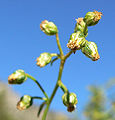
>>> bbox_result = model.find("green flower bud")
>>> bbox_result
[8,69,27,84]
[36,52,52,67]
[67,31,87,51]
[40,20,58,35]
[62,92,78,112]
[84,11,102,26]
[74,18,88,37]
[17,95,33,110]
[81,41,100,61]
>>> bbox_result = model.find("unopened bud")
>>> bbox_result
[62,92,78,112]
[67,31,87,51]
[36,52,52,67]
[84,11,102,26]
[81,41,100,61]
[74,18,88,37]
[17,95,32,110]
[8,70,27,84]
[40,20,58,35]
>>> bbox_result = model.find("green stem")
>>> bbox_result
[64,50,73,60]
[32,96,47,101]
[50,57,58,66]
[42,34,73,119]
[26,74,49,99]
[42,60,65,120]
[56,33,64,56]
[58,80,68,93]
[51,53,59,57]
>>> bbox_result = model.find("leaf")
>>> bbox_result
[37,101,46,118]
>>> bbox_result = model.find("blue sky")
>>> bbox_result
[0,0,115,116]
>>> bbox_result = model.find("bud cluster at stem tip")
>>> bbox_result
[62,92,78,112]
[67,10,102,61]
[40,20,58,35]
[17,95,33,110]
[8,69,27,84]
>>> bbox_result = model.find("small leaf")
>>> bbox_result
[37,102,46,118]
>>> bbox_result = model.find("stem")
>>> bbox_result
[32,96,47,101]
[26,74,49,99]
[42,60,65,120]
[50,57,58,66]
[56,33,64,56]
[64,50,73,60]
[58,80,68,93]
[51,53,58,57]
[42,34,73,119]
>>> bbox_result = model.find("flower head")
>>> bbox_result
[36,52,52,67]
[62,92,78,112]
[84,11,102,26]
[17,95,33,110]
[40,20,58,35]
[67,31,87,51]
[8,69,27,84]
[74,18,88,37]
[81,41,100,61]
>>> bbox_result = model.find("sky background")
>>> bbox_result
[0,0,115,116]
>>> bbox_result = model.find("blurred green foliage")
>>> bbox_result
[0,79,115,120]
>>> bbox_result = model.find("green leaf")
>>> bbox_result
[37,102,46,118]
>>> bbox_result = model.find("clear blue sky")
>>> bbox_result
[0,0,115,115]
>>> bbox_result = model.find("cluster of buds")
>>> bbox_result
[62,92,78,112]
[17,95,33,110]
[36,52,52,67]
[67,10,102,61]
[40,20,58,35]
[8,69,27,84]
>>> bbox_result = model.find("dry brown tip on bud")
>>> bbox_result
[67,40,80,50]
[94,11,103,21]
[67,104,76,112]
[8,74,15,84]
[76,18,84,24]
[40,20,48,30]
[93,54,100,61]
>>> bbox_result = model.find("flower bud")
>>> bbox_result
[84,11,102,26]
[62,92,78,112]
[81,41,100,61]
[67,31,87,51]
[74,18,88,37]
[8,69,27,84]
[17,95,33,110]
[36,52,52,67]
[40,20,58,35]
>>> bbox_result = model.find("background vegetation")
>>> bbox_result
[1,78,115,120]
